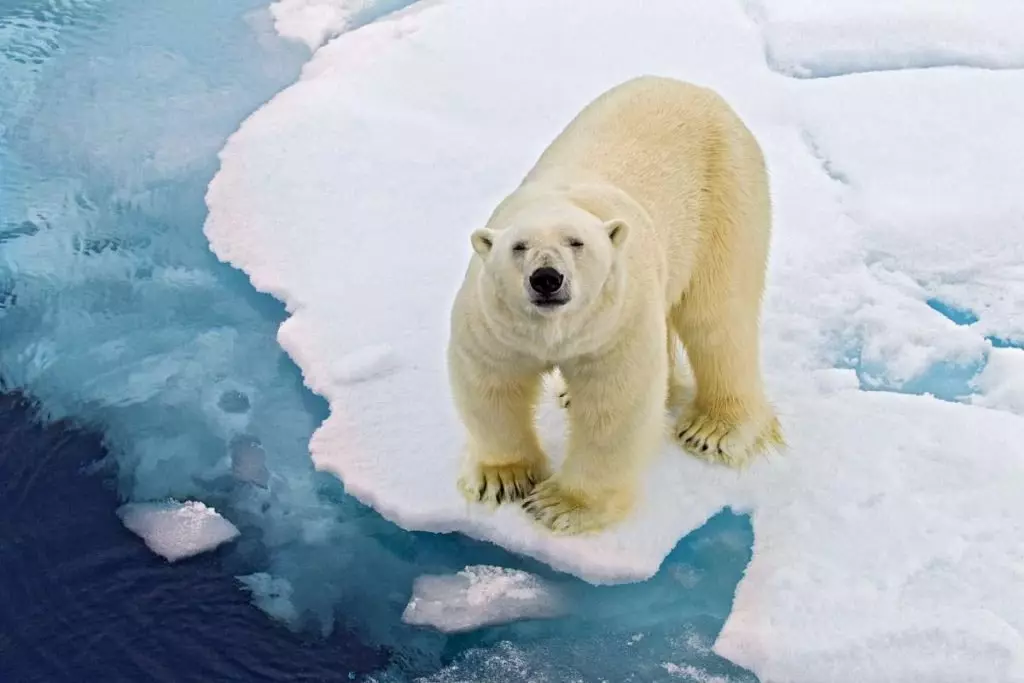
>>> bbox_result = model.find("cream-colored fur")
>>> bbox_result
[447,75,783,535]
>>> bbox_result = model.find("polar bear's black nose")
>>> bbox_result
[529,267,564,295]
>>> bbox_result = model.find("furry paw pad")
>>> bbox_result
[522,479,623,535]
[458,462,542,506]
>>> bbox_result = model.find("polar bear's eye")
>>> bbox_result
[567,238,584,249]
[512,242,528,253]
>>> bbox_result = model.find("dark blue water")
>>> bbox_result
[0,1,759,680]
[0,392,388,682]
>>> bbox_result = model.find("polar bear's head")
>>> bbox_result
[470,203,630,318]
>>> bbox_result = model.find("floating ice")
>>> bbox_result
[117,500,240,562]
[402,565,563,634]
[270,0,369,50]
[205,0,1024,679]
[744,0,1024,78]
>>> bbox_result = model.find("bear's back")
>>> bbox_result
[526,75,769,304]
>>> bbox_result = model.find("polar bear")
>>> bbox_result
[446,75,783,534]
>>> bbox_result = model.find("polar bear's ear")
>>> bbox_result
[470,228,496,258]
[604,220,630,249]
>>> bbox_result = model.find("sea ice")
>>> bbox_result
[797,68,1024,350]
[743,0,1024,77]
[270,0,419,50]
[117,500,240,562]
[402,565,563,633]
[205,0,1024,679]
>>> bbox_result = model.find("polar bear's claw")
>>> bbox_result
[458,462,542,507]
[675,408,783,468]
[522,479,627,535]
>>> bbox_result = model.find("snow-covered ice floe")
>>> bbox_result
[117,500,240,562]
[269,0,415,51]
[743,0,1024,78]
[205,0,1024,679]
[401,565,563,634]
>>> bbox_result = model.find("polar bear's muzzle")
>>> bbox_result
[527,266,570,308]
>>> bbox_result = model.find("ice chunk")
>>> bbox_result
[972,347,1024,416]
[117,500,240,562]
[402,565,563,633]
[270,0,368,50]
[744,0,1024,77]
[204,0,1024,679]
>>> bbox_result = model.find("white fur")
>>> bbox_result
[447,75,783,534]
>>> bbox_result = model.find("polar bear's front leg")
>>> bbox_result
[449,350,550,506]
[670,289,783,468]
[523,328,667,534]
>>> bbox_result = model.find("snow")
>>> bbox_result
[203,0,1024,680]
[797,68,1024,353]
[117,500,240,562]
[270,0,418,50]
[974,348,1024,416]
[401,565,563,633]
[743,0,1024,78]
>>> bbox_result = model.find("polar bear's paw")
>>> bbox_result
[674,407,784,468]
[458,461,546,507]
[522,479,631,535]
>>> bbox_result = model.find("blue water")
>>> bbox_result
[830,297,1005,402]
[924,299,1024,351]
[0,1,757,680]
[925,298,980,327]
[988,335,1024,349]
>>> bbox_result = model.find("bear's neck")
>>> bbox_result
[477,274,637,365]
